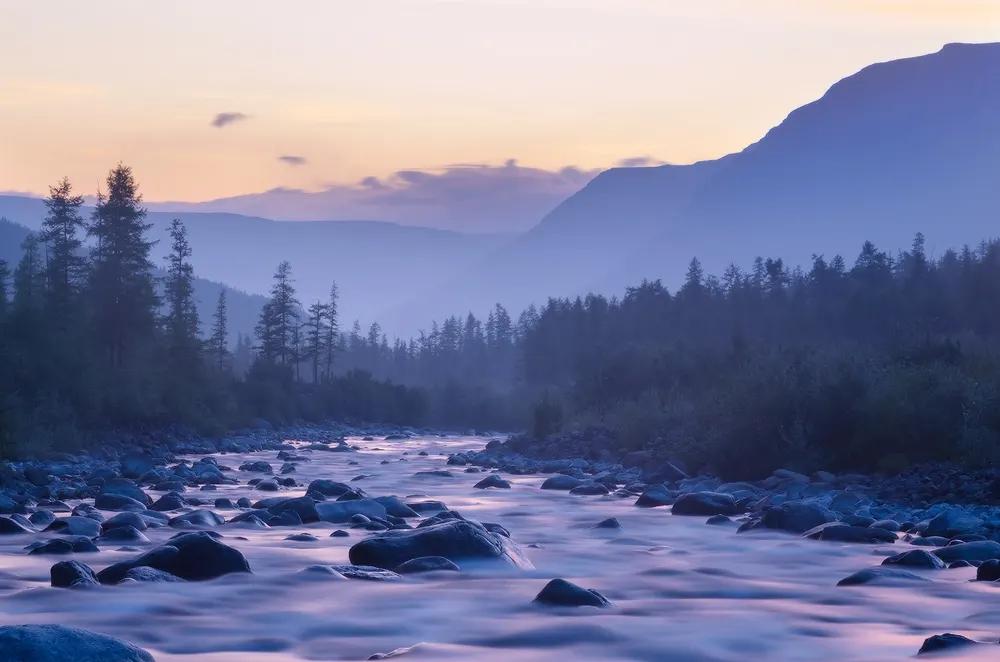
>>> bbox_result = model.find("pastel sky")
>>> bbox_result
[2,1,998,228]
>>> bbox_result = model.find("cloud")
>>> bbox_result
[616,156,666,168]
[149,160,600,233]
[211,112,249,128]
[278,155,307,166]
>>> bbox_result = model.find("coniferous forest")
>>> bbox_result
[3,167,1000,478]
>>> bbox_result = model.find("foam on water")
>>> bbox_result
[0,435,996,661]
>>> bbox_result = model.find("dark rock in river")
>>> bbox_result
[540,475,583,491]
[0,624,154,662]
[976,559,1000,582]
[94,493,147,512]
[100,479,152,506]
[395,556,461,573]
[474,474,512,489]
[285,533,318,542]
[239,461,273,473]
[265,496,320,524]
[0,516,34,535]
[150,493,186,511]
[305,479,355,499]
[570,482,610,495]
[803,523,896,544]
[760,501,836,534]
[932,540,1000,563]
[50,560,99,588]
[672,492,739,516]
[97,531,251,583]
[29,511,56,528]
[98,525,151,545]
[837,567,928,586]
[349,518,531,570]
[102,512,149,532]
[373,496,420,518]
[303,564,402,581]
[169,509,224,528]
[29,536,99,555]
[47,516,102,537]
[634,485,673,508]
[595,517,621,529]
[330,529,349,537]
[316,498,388,523]
[882,549,946,569]
[123,566,185,583]
[534,578,611,607]
[917,633,982,655]
[255,479,280,492]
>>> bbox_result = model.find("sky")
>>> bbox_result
[2,0,998,231]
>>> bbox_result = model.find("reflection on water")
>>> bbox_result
[0,435,995,661]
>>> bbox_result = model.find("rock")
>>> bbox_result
[50,560,99,588]
[760,501,836,534]
[214,498,234,509]
[837,567,928,586]
[168,509,224,528]
[882,550,946,570]
[373,496,420,518]
[474,474,511,489]
[100,480,152,506]
[330,530,349,537]
[672,492,739,516]
[97,531,251,583]
[47,516,102,537]
[0,516,35,535]
[533,578,611,607]
[924,508,984,539]
[634,485,673,508]
[305,479,355,498]
[29,510,56,528]
[932,541,1000,564]
[871,519,900,532]
[707,515,734,525]
[120,453,155,479]
[308,564,402,581]
[349,519,532,570]
[266,496,320,524]
[123,566,185,583]
[540,475,582,491]
[595,517,621,529]
[644,462,688,483]
[285,533,318,542]
[239,461,273,473]
[316,499,388,523]
[395,556,461,573]
[94,493,147,512]
[150,493,186,511]
[917,633,982,656]
[414,470,454,478]
[570,482,610,495]
[255,479,279,492]
[803,524,896,544]
[406,500,448,513]
[98,526,151,545]
[29,536,99,555]
[976,559,1000,582]
[0,625,154,662]
[102,512,149,532]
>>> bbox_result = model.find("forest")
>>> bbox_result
[3,166,1000,478]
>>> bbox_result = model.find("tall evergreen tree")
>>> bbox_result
[255,261,300,366]
[0,259,9,318]
[163,219,199,358]
[323,282,340,380]
[209,288,229,371]
[39,177,85,325]
[13,234,44,313]
[303,301,328,383]
[88,164,157,366]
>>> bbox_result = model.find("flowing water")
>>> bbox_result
[0,435,997,661]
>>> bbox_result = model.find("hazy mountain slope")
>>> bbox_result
[0,217,264,345]
[419,42,1000,317]
[0,199,511,333]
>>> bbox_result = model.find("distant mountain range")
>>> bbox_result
[4,43,998,335]
[401,42,1000,322]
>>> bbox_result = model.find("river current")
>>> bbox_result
[0,434,996,661]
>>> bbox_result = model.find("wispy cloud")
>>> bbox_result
[616,156,666,168]
[277,155,307,166]
[211,112,249,128]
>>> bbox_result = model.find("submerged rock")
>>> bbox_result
[803,524,896,544]
[539,475,583,491]
[534,578,611,607]
[881,550,946,570]
[50,560,99,588]
[123,566,185,583]
[837,567,928,586]
[474,474,511,489]
[28,536,99,555]
[395,556,461,573]
[932,541,1000,564]
[97,531,250,583]
[760,501,836,534]
[0,624,154,662]
[917,633,982,655]
[976,559,1000,582]
[595,517,621,529]
[634,485,673,508]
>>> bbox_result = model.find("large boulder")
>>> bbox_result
[46,516,101,538]
[100,479,152,506]
[917,633,983,656]
[29,536,99,555]
[634,485,673,508]
[50,560,99,588]
[932,541,1000,564]
[539,475,583,491]
[316,498,387,523]
[533,578,611,607]
[882,549,946,570]
[168,509,224,528]
[923,508,984,539]
[120,453,155,479]
[671,492,739,516]
[0,624,153,662]
[760,501,836,534]
[349,519,532,570]
[373,496,419,518]
[97,531,250,583]
[305,479,354,499]
[474,474,511,489]
[975,559,1000,582]
[803,523,896,544]
[265,496,320,524]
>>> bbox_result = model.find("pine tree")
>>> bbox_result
[163,219,199,358]
[39,177,85,325]
[209,288,229,371]
[303,301,328,383]
[88,164,157,367]
[0,259,9,318]
[323,282,340,380]
[13,234,45,312]
[255,261,300,366]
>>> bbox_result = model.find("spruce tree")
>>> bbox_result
[303,301,328,383]
[13,234,44,312]
[88,164,157,366]
[255,261,300,366]
[209,288,229,371]
[39,177,85,325]
[163,219,199,359]
[0,259,10,319]
[323,282,339,380]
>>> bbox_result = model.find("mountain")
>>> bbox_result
[413,42,1000,320]
[0,198,511,334]
[0,217,266,345]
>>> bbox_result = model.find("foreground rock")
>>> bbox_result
[533,578,611,607]
[917,633,984,655]
[671,492,739,516]
[0,624,154,662]
[349,518,531,570]
[50,560,99,588]
[97,531,250,583]
[881,550,946,570]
